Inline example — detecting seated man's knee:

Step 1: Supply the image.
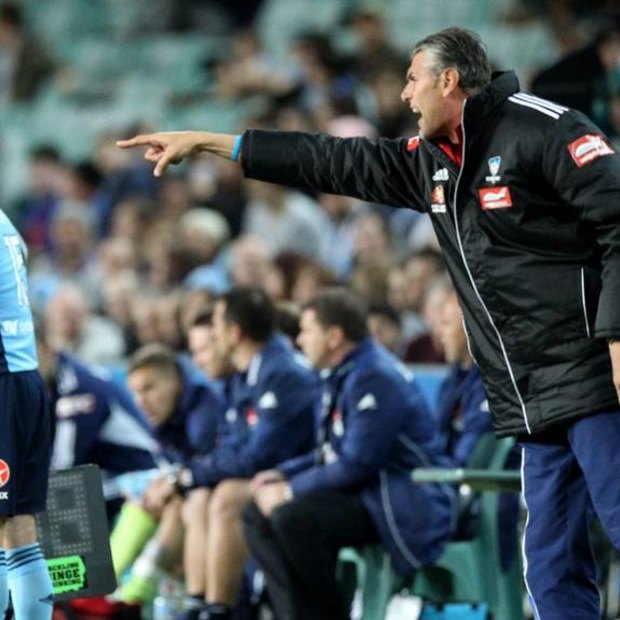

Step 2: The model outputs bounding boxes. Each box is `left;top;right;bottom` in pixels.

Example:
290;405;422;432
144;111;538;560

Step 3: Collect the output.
270;500;311;538
208;479;252;520
182;487;210;527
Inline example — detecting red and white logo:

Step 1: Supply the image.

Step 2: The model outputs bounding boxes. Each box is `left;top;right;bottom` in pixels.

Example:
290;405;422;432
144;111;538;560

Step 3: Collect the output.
431;185;447;213
567;134;614;167
479;186;513;210
0;459;10;488
406;136;420;152
246;408;259;428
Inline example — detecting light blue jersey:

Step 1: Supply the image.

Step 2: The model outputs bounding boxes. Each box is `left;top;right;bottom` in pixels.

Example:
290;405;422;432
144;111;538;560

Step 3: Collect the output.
0;210;37;373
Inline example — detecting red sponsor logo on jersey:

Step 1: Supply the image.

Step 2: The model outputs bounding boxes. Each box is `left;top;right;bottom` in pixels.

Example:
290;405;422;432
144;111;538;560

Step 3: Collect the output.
479;186;513;210
431;185;445;205
406;136;420;152
246;408;259;427
0;460;10;488
567;134;614;167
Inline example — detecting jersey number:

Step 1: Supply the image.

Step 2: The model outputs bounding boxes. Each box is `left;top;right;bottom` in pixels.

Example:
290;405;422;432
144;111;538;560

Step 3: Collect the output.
4;235;29;307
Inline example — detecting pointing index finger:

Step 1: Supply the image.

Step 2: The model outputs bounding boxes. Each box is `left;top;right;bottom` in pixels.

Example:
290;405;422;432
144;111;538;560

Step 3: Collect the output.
116;134;156;148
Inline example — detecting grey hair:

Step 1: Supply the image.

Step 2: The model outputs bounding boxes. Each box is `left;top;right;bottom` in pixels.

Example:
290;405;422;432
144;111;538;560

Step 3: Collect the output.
412;27;492;95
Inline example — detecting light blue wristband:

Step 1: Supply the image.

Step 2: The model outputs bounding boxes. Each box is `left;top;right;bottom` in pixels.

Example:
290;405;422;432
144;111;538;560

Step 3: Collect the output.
231;135;243;162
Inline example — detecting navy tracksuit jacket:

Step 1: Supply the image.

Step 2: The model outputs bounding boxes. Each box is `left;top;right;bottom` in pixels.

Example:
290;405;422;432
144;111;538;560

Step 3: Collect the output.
50;352;157;476
187;334;316;487
278;338;455;576
153;356;225;466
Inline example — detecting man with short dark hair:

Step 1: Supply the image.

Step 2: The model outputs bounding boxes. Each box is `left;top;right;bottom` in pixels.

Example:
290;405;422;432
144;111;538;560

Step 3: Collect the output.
119;26;620;619
243;287;454;620
168;287;316;620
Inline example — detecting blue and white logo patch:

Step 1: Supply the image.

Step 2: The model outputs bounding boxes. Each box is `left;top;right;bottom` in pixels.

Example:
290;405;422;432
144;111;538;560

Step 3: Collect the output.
486;156;502;183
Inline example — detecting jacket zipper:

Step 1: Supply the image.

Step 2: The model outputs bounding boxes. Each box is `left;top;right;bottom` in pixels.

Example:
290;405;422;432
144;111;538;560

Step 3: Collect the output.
452;103;532;434
580;268;591;338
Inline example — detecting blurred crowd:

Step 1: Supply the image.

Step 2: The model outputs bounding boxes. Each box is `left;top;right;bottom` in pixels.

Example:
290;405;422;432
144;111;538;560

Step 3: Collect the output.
1;1;619;375
1;0;618;617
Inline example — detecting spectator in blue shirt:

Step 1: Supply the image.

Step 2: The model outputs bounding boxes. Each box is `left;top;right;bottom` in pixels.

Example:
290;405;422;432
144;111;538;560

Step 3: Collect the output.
243;288;454;620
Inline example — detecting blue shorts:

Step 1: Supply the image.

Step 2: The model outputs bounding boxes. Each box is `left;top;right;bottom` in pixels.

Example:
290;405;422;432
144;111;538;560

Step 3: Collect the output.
0;370;51;516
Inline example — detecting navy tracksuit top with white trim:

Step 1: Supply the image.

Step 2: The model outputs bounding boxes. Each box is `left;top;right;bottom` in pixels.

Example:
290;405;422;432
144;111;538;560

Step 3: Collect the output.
187;334;316;487
278;338;455;576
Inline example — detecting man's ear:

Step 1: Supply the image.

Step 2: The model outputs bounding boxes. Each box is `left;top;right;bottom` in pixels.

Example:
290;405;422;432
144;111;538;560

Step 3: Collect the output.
441;67;461;97
228;322;242;346
326;325;345;352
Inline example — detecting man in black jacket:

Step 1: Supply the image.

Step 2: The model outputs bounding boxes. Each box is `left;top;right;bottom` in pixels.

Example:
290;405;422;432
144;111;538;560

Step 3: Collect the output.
118;27;620;620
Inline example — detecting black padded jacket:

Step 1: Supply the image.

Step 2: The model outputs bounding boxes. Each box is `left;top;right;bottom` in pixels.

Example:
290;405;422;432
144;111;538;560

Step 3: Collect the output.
240;71;620;437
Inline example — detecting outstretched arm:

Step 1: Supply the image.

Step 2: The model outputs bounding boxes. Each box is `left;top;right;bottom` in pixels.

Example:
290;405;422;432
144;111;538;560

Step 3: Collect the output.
118;128;427;211
117;131;240;177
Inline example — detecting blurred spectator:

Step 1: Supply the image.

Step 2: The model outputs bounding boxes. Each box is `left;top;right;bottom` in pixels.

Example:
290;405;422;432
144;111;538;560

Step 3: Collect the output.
44;283;125;366
179;208;230;294
65;161;113;234
0;2;57;105
229;234;273;288
131;294;162;348
146;239;201;292
101;270;141;354
402;248;446;317
318;193;362;278
159;175;193;220
291;32;364;118
29;200;100;306
109;196;154;264
344;5;408;82
369;68;414;138
155;291;184;352
367;302;404;357
188;156;247;238
350;259;392;304
290;258;339;305
404;274;450;364
14;145;67;254
213;29;297;100
386;263;426;341
95;237;138;285
352;210;394;268
275;300;302;344
243;181;327;259
94;129;159;230
179;288;216;337
532;24;620;132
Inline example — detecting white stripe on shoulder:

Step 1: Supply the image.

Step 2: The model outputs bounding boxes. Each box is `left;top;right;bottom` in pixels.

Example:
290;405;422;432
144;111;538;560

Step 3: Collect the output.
512;92;568;114
508;96;560;120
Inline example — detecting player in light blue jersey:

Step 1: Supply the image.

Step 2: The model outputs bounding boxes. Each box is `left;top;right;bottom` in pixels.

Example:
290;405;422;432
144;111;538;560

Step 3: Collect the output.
0;209;54;620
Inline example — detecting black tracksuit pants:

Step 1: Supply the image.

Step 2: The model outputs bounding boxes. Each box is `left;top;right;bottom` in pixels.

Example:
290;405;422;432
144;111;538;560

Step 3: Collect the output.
243;490;379;620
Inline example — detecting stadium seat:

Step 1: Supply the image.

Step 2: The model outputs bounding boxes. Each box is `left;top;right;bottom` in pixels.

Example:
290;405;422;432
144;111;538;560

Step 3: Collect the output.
337;436;523;620
410;436;523;620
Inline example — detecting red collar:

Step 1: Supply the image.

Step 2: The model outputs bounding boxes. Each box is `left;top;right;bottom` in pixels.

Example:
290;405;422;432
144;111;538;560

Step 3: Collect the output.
435;126;463;168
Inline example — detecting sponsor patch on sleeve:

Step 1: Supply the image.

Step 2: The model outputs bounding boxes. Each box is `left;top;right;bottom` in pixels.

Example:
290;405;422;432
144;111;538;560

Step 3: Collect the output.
478;186;513;210
567;134;614;167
